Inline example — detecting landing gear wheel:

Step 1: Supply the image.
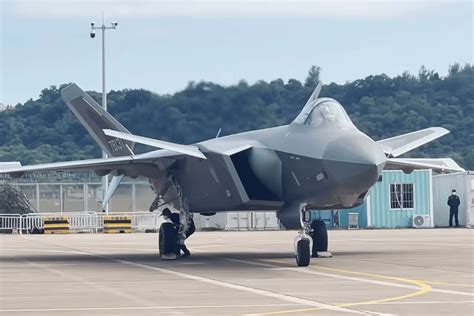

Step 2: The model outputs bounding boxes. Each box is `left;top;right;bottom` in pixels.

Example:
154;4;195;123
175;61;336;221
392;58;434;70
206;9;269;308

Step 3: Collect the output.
295;238;311;267
159;222;178;260
311;219;328;257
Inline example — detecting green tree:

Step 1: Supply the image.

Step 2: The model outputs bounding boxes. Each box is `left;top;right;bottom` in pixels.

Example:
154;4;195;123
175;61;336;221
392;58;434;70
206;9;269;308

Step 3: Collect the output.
304;65;321;88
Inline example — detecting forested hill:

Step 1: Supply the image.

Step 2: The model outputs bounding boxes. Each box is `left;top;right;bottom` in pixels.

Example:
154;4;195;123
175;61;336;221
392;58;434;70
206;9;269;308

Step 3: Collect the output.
0;64;473;169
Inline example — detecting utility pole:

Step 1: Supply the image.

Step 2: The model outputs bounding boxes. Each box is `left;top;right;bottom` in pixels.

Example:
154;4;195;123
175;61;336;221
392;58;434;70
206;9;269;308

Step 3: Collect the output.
90;13;118;214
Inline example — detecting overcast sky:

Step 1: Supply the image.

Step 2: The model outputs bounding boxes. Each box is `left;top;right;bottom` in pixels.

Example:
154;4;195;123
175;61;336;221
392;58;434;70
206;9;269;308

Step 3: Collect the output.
1;0;472;106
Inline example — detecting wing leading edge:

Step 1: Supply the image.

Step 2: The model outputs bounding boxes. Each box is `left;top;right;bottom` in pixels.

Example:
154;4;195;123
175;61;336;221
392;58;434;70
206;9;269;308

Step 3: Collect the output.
103;129;207;159
0;148;187;178
377;127;449;158
378;127;464;173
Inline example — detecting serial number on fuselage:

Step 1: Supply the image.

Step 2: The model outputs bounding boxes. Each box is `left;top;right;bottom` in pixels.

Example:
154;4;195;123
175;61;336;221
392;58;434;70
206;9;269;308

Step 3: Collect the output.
108;138;126;152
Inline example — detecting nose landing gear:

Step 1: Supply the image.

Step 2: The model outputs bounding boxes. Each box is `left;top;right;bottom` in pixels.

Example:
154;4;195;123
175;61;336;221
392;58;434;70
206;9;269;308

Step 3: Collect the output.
294;204;332;266
294;205;313;266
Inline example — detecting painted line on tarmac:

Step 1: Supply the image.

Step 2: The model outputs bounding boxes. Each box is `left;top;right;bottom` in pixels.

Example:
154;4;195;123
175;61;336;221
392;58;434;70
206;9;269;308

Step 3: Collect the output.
226;257;429;292
54;247;374;315
0;304;299;313
238;258;474;315
0;263;79;267
21;259;158;307
222;253;474;298
312;265;474;298
226;259;432;316
109;258;370;315
0;248;86;254
422;280;474;288
334;255;474;276
374;300;474;305
232;259;429;316
18;241;372;316
331;239;474;248
1;246;159;253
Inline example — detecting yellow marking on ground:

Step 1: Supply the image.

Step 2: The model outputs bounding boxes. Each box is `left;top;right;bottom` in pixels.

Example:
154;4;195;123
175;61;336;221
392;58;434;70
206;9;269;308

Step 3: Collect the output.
423;280;474;288
244;260;433;316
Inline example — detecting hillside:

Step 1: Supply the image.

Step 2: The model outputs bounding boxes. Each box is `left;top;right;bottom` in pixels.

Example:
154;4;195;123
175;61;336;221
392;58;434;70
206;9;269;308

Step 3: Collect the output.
1;64;473;169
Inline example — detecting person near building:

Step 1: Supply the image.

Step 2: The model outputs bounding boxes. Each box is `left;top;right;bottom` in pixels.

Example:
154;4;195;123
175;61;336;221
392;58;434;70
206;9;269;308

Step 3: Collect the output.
447;189;461;227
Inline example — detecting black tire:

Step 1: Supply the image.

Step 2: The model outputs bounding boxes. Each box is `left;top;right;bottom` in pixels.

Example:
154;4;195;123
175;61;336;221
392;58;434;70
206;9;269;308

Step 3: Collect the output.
159;222;178;256
295;239;311;267
311;219;328;256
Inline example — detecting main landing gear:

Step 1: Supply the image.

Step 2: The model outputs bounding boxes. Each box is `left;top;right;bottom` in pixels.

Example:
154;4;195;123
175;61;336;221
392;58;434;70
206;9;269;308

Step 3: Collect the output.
152;176;195;260
294;205;330;267
159;221;178;260
159;215;195;260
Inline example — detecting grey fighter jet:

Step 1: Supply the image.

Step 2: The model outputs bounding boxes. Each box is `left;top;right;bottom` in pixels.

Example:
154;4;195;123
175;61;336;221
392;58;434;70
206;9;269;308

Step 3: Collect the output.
0;83;463;266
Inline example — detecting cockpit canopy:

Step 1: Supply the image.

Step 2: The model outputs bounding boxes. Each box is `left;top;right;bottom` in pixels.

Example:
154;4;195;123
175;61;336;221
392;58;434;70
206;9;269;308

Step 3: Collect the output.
292;98;355;129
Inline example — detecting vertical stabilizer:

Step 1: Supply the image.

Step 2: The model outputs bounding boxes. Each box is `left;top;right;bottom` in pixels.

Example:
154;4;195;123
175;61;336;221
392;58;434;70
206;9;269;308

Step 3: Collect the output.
61;84;134;157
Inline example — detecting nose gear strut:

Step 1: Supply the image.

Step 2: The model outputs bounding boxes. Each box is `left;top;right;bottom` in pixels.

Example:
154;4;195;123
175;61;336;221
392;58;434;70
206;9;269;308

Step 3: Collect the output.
294;204;313;266
294;204;332;266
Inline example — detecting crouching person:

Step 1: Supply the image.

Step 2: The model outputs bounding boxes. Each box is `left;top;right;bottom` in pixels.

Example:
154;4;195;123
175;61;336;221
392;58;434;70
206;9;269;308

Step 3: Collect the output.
178;213;195;258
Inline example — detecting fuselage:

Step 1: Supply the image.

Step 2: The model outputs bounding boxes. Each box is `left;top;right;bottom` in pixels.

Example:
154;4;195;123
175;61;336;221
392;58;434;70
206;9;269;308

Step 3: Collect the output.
166;97;387;214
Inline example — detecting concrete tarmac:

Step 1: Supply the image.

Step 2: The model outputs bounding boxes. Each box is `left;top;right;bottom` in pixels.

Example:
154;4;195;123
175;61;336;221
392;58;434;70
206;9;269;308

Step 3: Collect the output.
1;229;473;315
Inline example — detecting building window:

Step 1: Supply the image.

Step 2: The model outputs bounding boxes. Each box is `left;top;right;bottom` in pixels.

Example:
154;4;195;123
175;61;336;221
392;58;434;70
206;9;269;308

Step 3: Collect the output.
390;183;414;209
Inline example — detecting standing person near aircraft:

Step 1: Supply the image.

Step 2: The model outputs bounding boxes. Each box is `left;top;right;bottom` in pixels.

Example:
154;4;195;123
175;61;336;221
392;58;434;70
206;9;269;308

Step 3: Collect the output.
447;189;461;227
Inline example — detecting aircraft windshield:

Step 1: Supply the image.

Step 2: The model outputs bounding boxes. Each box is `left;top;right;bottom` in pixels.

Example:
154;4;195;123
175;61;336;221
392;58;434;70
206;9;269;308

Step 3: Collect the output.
304;100;355;129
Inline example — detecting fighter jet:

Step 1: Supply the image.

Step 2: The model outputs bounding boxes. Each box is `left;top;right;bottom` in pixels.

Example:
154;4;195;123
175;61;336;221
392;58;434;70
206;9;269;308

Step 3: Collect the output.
0;83;463;266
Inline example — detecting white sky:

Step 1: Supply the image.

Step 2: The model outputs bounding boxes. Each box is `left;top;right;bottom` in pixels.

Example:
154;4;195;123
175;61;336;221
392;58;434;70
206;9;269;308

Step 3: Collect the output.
1;0;472;105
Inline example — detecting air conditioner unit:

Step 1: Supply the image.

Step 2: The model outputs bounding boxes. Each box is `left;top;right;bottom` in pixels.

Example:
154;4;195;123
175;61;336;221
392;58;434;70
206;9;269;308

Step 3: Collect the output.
412;215;431;228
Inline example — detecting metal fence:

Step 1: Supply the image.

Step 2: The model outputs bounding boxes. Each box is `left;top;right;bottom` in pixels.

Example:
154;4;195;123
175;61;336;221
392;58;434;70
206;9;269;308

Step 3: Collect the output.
1;179;283;232
7;181;155;214
0;212;162;234
0;214;22;230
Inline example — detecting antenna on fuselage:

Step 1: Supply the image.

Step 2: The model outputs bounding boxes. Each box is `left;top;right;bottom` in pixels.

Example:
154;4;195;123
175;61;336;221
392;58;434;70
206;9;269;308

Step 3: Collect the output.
291;82;323;125
304;82;322;107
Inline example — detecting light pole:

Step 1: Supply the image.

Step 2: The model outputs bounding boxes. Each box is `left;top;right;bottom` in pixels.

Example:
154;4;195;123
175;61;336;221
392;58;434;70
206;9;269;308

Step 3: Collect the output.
90;16;118;214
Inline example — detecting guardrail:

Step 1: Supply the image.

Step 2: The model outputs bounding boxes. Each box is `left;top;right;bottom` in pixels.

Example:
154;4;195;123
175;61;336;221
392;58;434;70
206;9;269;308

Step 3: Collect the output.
130;213;161;232
0;214;22;231
21;214;44;232
69;212;101;233
0;212;162;234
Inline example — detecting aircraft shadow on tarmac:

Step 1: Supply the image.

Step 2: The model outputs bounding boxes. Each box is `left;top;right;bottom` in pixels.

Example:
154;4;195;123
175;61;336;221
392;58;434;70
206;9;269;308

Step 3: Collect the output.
2;250;391;268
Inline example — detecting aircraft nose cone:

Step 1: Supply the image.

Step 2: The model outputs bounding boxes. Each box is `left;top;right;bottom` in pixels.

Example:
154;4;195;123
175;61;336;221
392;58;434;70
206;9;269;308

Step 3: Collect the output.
323;133;386;189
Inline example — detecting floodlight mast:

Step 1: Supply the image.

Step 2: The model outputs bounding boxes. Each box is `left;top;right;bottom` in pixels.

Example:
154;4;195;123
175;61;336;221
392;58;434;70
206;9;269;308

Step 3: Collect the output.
90;15;118;214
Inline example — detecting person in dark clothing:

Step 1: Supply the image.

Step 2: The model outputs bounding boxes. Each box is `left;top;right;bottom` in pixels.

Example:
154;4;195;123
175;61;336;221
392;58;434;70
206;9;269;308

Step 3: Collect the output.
178;234;191;257
162;208;191;257
177;216;195;258
185;217;195;239
447;189;461;227
29;223;44;234
169;212;180;229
